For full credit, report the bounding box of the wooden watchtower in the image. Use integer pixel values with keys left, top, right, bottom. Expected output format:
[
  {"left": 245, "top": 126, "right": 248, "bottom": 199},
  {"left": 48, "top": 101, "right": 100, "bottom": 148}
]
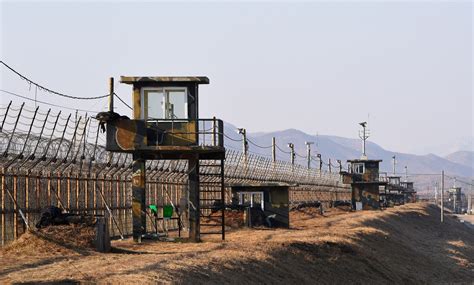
[{"left": 98, "top": 76, "right": 225, "bottom": 242}]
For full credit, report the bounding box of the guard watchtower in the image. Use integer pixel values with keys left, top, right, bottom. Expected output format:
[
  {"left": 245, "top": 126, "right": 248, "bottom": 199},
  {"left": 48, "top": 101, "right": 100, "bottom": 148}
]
[
  {"left": 385, "top": 175, "right": 405, "bottom": 205},
  {"left": 340, "top": 122, "right": 387, "bottom": 210},
  {"left": 346, "top": 159, "right": 386, "bottom": 210},
  {"left": 99, "top": 76, "right": 225, "bottom": 242}
]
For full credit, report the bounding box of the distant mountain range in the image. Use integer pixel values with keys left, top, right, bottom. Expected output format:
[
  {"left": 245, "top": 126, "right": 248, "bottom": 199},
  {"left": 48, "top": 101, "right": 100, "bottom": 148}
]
[
  {"left": 444, "top": 151, "right": 473, "bottom": 170},
  {"left": 223, "top": 122, "right": 473, "bottom": 190}
]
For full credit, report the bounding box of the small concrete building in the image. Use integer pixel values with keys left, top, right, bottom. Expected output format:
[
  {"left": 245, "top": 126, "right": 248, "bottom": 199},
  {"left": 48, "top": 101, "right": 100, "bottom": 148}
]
[
  {"left": 400, "top": 181, "right": 416, "bottom": 203},
  {"left": 342, "top": 159, "right": 387, "bottom": 210},
  {"left": 385, "top": 176, "right": 406, "bottom": 206},
  {"left": 447, "top": 187, "right": 464, "bottom": 214},
  {"left": 230, "top": 183, "right": 290, "bottom": 228}
]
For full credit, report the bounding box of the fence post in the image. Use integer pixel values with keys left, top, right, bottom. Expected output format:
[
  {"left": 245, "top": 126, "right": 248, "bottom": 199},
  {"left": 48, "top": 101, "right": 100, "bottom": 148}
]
[
  {"left": 47, "top": 173, "right": 51, "bottom": 206},
  {"left": 76, "top": 173, "right": 80, "bottom": 211},
  {"left": 67, "top": 175, "right": 71, "bottom": 210},
  {"left": 85, "top": 176, "right": 89, "bottom": 213},
  {"left": 57, "top": 171, "right": 61, "bottom": 209},
  {"left": 13, "top": 175, "right": 17, "bottom": 239},
  {"left": 25, "top": 174, "right": 29, "bottom": 230}
]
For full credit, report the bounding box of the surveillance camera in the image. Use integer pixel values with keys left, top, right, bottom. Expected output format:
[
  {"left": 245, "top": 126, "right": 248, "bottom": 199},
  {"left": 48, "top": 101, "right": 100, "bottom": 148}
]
[{"left": 359, "top": 122, "right": 367, "bottom": 127}]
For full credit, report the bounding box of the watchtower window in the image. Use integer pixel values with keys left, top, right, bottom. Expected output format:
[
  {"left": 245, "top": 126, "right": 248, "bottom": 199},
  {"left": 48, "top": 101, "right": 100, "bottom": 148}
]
[
  {"left": 352, "top": 163, "right": 364, "bottom": 174},
  {"left": 389, "top": 177, "right": 400, "bottom": 185},
  {"left": 141, "top": 87, "right": 188, "bottom": 120}
]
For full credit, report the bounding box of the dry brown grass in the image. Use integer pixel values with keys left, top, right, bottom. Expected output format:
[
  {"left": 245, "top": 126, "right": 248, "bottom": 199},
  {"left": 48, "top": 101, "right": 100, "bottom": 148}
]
[{"left": 1, "top": 203, "right": 473, "bottom": 284}]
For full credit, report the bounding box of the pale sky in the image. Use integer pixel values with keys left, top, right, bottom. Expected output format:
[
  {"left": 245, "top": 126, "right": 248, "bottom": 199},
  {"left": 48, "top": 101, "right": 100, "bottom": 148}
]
[{"left": 1, "top": 0, "right": 472, "bottom": 155}]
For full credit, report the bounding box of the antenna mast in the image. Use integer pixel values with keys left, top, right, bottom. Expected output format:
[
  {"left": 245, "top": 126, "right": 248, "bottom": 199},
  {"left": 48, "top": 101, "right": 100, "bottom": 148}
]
[{"left": 358, "top": 122, "right": 369, "bottom": 159}]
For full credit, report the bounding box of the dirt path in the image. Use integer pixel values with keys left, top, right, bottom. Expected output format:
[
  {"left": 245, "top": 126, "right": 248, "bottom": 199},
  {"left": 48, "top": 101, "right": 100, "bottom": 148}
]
[{"left": 1, "top": 203, "right": 473, "bottom": 284}]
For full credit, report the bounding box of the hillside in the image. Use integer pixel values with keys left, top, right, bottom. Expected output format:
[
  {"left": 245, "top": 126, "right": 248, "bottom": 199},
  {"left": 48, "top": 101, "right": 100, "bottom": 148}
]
[
  {"left": 445, "top": 151, "right": 474, "bottom": 170},
  {"left": 1, "top": 203, "right": 473, "bottom": 283}
]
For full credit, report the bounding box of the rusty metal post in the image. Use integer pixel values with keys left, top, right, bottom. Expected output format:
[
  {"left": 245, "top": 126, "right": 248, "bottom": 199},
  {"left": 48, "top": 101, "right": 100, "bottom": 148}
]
[
  {"left": 288, "top": 143, "right": 295, "bottom": 166},
  {"left": 212, "top": 116, "right": 217, "bottom": 146},
  {"left": 317, "top": 154, "right": 322, "bottom": 177},
  {"left": 132, "top": 155, "right": 146, "bottom": 242},
  {"left": 188, "top": 156, "right": 200, "bottom": 242},
  {"left": 272, "top": 137, "right": 276, "bottom": 164},
  {"left": 392, "top": 155, "right": 396, "bottom": 175},
  {"left": 305, "top": 141, "right": 313, "bottom": 169}
]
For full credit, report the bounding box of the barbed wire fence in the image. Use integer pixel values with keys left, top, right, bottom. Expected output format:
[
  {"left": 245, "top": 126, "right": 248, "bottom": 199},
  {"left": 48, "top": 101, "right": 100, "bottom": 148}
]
[
  {"left": 0, "top": 60, "right": 351, "bottom": 245},
  {"left": 0, "top": 101, "right": 350, "bottom": 245}
]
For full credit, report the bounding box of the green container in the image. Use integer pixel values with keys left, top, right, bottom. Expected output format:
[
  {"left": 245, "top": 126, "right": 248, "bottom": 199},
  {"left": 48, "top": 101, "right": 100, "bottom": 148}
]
[
  {"left": 149, "top": 204, "right": 158, "bottom": 214},
  {"left": 163, "top": 205, "right": 173, "bottom": 218}
]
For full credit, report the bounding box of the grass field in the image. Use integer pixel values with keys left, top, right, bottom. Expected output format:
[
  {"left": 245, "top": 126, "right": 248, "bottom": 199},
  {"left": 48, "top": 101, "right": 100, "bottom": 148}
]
[{"left": 1, "top": 203, "right": 473, "bottom": 284}]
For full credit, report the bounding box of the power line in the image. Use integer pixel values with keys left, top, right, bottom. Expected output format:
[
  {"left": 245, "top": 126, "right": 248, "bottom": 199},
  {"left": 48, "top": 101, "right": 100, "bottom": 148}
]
[
  {"left": 246, "top": 138, "right": 272, "bottom": 149},
  {"left": 113, "top": 92, "right": 132, "bottom": 110},
  {"left": 295, "top": 152, "right": 305, "bottom": 158},
  {"left": 0, "top": 89, "right": 101, "bottom": 113},
  {"left": 275, "top": 144, "right": 291, "bottom": 154},
  {"left": 0, "top": 60, "right": 109, "bottom": 100},
  {"left": 223, "top": 133, "right": 243, "bottom": 142}
]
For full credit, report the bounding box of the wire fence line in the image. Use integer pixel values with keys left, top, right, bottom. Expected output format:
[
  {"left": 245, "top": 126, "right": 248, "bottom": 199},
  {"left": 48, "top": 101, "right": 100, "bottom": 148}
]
[{"left": 0, "top": 102, "right": 350, "bottom": 245}]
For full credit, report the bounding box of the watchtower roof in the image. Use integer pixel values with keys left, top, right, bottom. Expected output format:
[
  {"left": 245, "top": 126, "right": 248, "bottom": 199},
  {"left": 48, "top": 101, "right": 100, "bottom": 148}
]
[
  {"left": 120, "top": 76, "right": 210, "bottom": 85},
  {"left": 347, "top": 159, "right": 382, "bottom": 163}
]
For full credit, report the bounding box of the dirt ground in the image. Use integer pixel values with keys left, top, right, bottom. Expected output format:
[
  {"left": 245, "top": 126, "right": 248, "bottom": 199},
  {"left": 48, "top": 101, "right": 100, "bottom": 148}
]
[{"left": 1, "top": 203, "right": 473, "bottom": 284}]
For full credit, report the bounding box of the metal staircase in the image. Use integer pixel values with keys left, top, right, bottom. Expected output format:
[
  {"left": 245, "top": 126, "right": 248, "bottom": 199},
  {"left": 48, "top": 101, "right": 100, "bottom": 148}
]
[{"left": 199, "top": 159, "right": 225, "bottom": 240}]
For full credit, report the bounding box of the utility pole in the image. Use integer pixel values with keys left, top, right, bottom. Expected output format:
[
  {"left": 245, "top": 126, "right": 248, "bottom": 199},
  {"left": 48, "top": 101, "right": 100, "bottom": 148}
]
[
  {"left": 238, "top": 128, "right": 248, "bottom": 158},
  {"left": 404, "top": 166, "right": 408, "bottom": 182},
  {"left": 317, "top": 154, "right": 322, "bottom": 174},
  {"left": 358, "top": 122, "right": 369, "bottom": 159},
  {"left": 434, "top": 182, "right": 438, "bottom": 205},
  {"left": 272, "top": 137, "right": 276, "bottom": 164},
  {"left": 109, "top": 77, "right": 114, "bottom": 112},
  {"left": 288, "top": 143, "right": 295, "bottom": 166},
  {"left": 108, "top": 77, "right": 114, "bottom": 163},
  {"left": 392, "top": 155, "right": 396, "bottom": 175},
  {"left": 305, "top": 141, "right": 314, "bottom": 169},
  {"left": 441, "top": 170, "right": 444, "bottom": 223}
]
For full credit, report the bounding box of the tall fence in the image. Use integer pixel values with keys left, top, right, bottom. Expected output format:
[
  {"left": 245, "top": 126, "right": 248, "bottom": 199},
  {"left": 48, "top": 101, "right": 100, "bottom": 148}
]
[{"left": 0, "top": 102, "right": 350, "bottom": 245}]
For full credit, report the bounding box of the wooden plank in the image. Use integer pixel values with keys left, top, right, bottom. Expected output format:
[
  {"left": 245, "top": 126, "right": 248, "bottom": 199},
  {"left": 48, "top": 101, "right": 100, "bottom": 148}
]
[
  {"left": 109, "top": 178, "right": 114, "bottom": 236},
  {"left": 36, "top": 175, "right": 40, "bottom": 217},
  {"left": 25, "top": 175, "right": 29, "bottom": 231},
  {"left": 47, "top": 173, "right": 51, "bottom": 206},
  {"left": 57, "top": 172, "right": 61, "bottom": 209},
  {"left": 93, "top": 176, "right": 97, "bottom": 216},
  {"left": 76, "top": 174, "right": 79, "bottom": 211},
  {"left": 67, "top": 175, "right": 71, "bottom": 210},
  {"left": 116, "top": 178, "right": 120, "bottom": 237},
  {"left": 13, "top": 175, "right": 17, "bottom": 240},
  {"left": 85, "top": 176, "right": 88, "bottom": 214}
]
